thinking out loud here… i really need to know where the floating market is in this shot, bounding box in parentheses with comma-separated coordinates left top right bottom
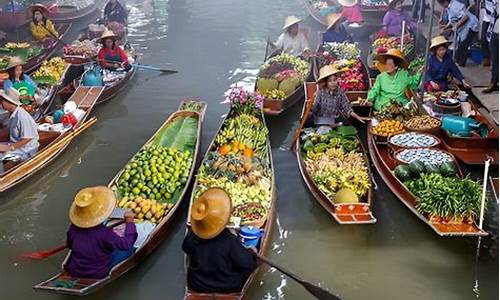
(0, 0, 498, 299)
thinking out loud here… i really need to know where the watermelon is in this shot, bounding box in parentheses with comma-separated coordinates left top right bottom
(409, 160, 426, 177)
(394, 164, 412, 181)
(439, 161, 458, 177)
(425, 163, 440, 174)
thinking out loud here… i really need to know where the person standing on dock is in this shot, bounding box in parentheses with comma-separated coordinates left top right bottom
(480, 0, 496, 66)
(272, 16, 311, 57)
(438, 0, 479, 66)
(183, 188, 258, 294)
(483, 0, 499, 93)
(383, 0, 417, 37)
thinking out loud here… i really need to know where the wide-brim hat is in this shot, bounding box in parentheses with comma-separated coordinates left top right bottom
(99, 29, 118, 42)
(388, 0, 404, 9)
(5, 56, 25, 70)
(338, 0, 357, 7)
(316, 64, 343, 83)
(69, 186, 116, 228)
(429, 35, 451, 50)
(28, 4, 49, 17)
(283, 16, 302, 30)
(0, 88, 21, 106)
(326, 13, 343, 30)
(191, 188, 232, 240)
(375, 48, 408, 72)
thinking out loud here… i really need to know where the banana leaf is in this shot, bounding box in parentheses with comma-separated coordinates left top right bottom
(153, 116, 198, 153)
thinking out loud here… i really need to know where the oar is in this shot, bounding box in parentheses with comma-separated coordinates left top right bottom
(289, 83, 315, 151)
(39, 23, 71, 48)
(256, 254, 343, 300)
(21, 220, 125, 260)
(97, 59, 178, 74)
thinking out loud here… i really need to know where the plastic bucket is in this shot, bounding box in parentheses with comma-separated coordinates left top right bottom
(239, 226, 263, 248)
(470, 47, 483, 64)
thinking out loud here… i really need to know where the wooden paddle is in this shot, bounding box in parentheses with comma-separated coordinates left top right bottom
(256, 254, 343, 300)
(289, 83, 315, 151)
(97, 59, 178, 74)
(21, 220, 125, 260)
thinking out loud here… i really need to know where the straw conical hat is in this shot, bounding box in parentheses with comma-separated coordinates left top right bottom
(0, 88, 21, 106)
(375, 48, 408, 72)
(69, 186, 116, 228)
(28, 3, 49, 17)
(316, 64, 343, 83)
(99, 29, 118, 42)
(190, 188, 232, 240)
(283, 16, 302, 30)
(4, 56, 25, 70)
(429, 35, 451, 50)
(338, 0, 357, 7)
(326, 13, 343, 30)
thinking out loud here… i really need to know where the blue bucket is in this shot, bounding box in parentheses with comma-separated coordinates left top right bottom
(470, 47, 483, 65)
(239, 226, 263, 248)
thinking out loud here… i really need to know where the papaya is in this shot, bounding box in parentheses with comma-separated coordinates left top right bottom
(278, 76, 300, 96)
(256, 78, 279, 93)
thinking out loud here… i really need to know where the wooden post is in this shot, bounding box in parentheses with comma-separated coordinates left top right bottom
(479, 157, 491, 230)
(400, 20, 406, 51)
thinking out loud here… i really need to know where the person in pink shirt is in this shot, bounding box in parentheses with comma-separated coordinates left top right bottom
(339, 0, 364, 24)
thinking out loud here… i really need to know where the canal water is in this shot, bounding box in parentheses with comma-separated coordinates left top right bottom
(0, 0, 498, 299)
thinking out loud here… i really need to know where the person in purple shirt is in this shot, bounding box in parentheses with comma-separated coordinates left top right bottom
(66, 186, 137, 279)
(424, 35, 470, 91)
(383, 0, 417, 37)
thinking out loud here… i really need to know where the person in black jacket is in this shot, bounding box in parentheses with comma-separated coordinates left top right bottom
(183, 188, 258, 294)
(103, 0, 127, 24)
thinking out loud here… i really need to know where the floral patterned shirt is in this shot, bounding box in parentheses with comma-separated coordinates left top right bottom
(312, 87, 353, 125)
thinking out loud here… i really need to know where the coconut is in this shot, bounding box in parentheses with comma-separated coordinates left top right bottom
(333, 188, 359, 203)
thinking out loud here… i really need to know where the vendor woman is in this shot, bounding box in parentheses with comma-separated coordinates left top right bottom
(29, 4, 59, 43)
(0, 89, 39, 161)
(339, 0, 364, 24)
(97, 30, 131, 71)
(424, 35, 470, 91)
(382, 0, 417, 36)
(2, 56, 37, 94)
(183, 188, 258, 294)
(367, 49, 422, 111)
(66, 186, 137, 279)
(309, 65, 368, 128)
(272, 16, 311, 57)
(322, 14, 351, 43)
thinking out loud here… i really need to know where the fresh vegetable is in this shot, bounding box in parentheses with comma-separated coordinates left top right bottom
(374, 102, 419, 121)
(439, 161, 458, 177)
(408, 55, 425, 75)
(396, 148, 454, 165)
(408, 160, 426, 177)
(371, 120, 405, 137)
(322, 42, 361, 60)
(405, 173, 484, 224)
(394, 164, 412, 181)
(372, 34, 413, 56)
(63, 39, 100, 58)
(404, 115, 441, 131)
(389, 132, 440, 148)
(262, 89, 286, 101)
(180, 100, 203, 112)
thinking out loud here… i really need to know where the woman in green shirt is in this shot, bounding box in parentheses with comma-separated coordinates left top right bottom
(367, 49, 422, 111)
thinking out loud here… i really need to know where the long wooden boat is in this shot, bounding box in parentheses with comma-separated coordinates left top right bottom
(23, 24, 72, 74)
(49, 3, 98, 23)
(0, 86, 102, 192)
(33, 100, 207, 296)
(184, 106, 277, 300)
(366, 122, 488, 236)
(295, 82, 376, 224)
(302, 0, 328, 26)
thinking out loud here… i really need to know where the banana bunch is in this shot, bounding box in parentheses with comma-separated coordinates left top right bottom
(262, 89, 285, 101)
(5, 42, 30, 49)
(216, 114, 268, 155)
(118, 196, 173, 223)
(313, 168, 371, 198)
(33, 57, 67, 84)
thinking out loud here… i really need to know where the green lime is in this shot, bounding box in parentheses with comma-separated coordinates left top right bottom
(144, 169, 152, 177)
(132, 187, 140, 195)
(164, 192, 172, 199)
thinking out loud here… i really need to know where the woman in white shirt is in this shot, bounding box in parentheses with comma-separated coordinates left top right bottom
(272, 16, 311, 57)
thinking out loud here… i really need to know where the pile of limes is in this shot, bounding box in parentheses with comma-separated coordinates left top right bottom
(117, 145, 193, 202)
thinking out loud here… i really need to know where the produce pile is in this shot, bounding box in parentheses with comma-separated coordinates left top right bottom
(395, 148, 453, 165)
(180, 100, 204, 112)
(404, 115, 441, 131)
(372, 34, 414, 56)
(114, 114, 198, 223)
(0, 42, 43, 62)
(389, 132, 440, 148)
(195, 88, 272, 225)
(361, 0, 388, 6)
(373, 102, 418, 122)
(301, 126, 371, 201)
(322, 42, 361, 61)
(408, 55, 425, 75)
(393, 159, 482, 224)
(256, 54, 310, 101)
(32, 57, 67, 85)
(371, 120, 405, 137)
(63, 39, 100, 58)
(331, 59, 367, 91)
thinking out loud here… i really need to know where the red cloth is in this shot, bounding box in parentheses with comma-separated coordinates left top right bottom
(342, 5, 364, 23)
(97, 46, 129, 68)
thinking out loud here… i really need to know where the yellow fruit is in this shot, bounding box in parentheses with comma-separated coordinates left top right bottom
(142, 205, 150, 214)
(145, 211, 152, 219)
(134, 206, 141, 213)
(129, 202, 137, 209)
(154, 211, 163, 219)
(137, 213, 144, 219)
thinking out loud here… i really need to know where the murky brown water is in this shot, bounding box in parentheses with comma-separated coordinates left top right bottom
(0, 0, 498, 299)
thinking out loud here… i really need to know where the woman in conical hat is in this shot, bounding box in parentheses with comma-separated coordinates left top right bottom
(308, 65, 368, 132)
(272, 16, 311, 57)
(338, 0, 364, 24)
(29, 4, 59, 43)
(97, 29, 131, 71)
(367, 49, 423, 111)
(424, 35, 469, 91)
(2, 56, 38, 97)
(322, 13, 351, 43)
(65, 186, 138, 279)
(183, 188, 258, 293)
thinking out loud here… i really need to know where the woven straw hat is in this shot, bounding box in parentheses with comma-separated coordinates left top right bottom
(283, 16, 301, 30)
(316, 64, 343, 83)
(99, 29, 118, 42)
(28, 4, 49, 17)
(5, 56, 25, 70)
(375, 48, 408, 72)
(190, 188, 232, 240)
(338, 0, 357, 7)
(0, 88, 21, 106)
(69, 186, 116, 228)
(429, 35, 451, 50)
(326, 13, 343, 30)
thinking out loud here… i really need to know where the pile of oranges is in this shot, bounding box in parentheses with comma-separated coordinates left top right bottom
(371, 120, 405, 137)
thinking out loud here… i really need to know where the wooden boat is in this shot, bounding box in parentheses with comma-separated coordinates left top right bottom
(184, 106, 277, 299)
(295, 82, 376, 224)
(0, 9, 28, 31)
(49, 3, 98, 23)
(366, 122, 488, 236)
(23, 24, 72, 74)
(302, 0, 328, 26)
(0, 86, 102, 192)
(33, 100, 207, 296)
(490, 177, 499, 203)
